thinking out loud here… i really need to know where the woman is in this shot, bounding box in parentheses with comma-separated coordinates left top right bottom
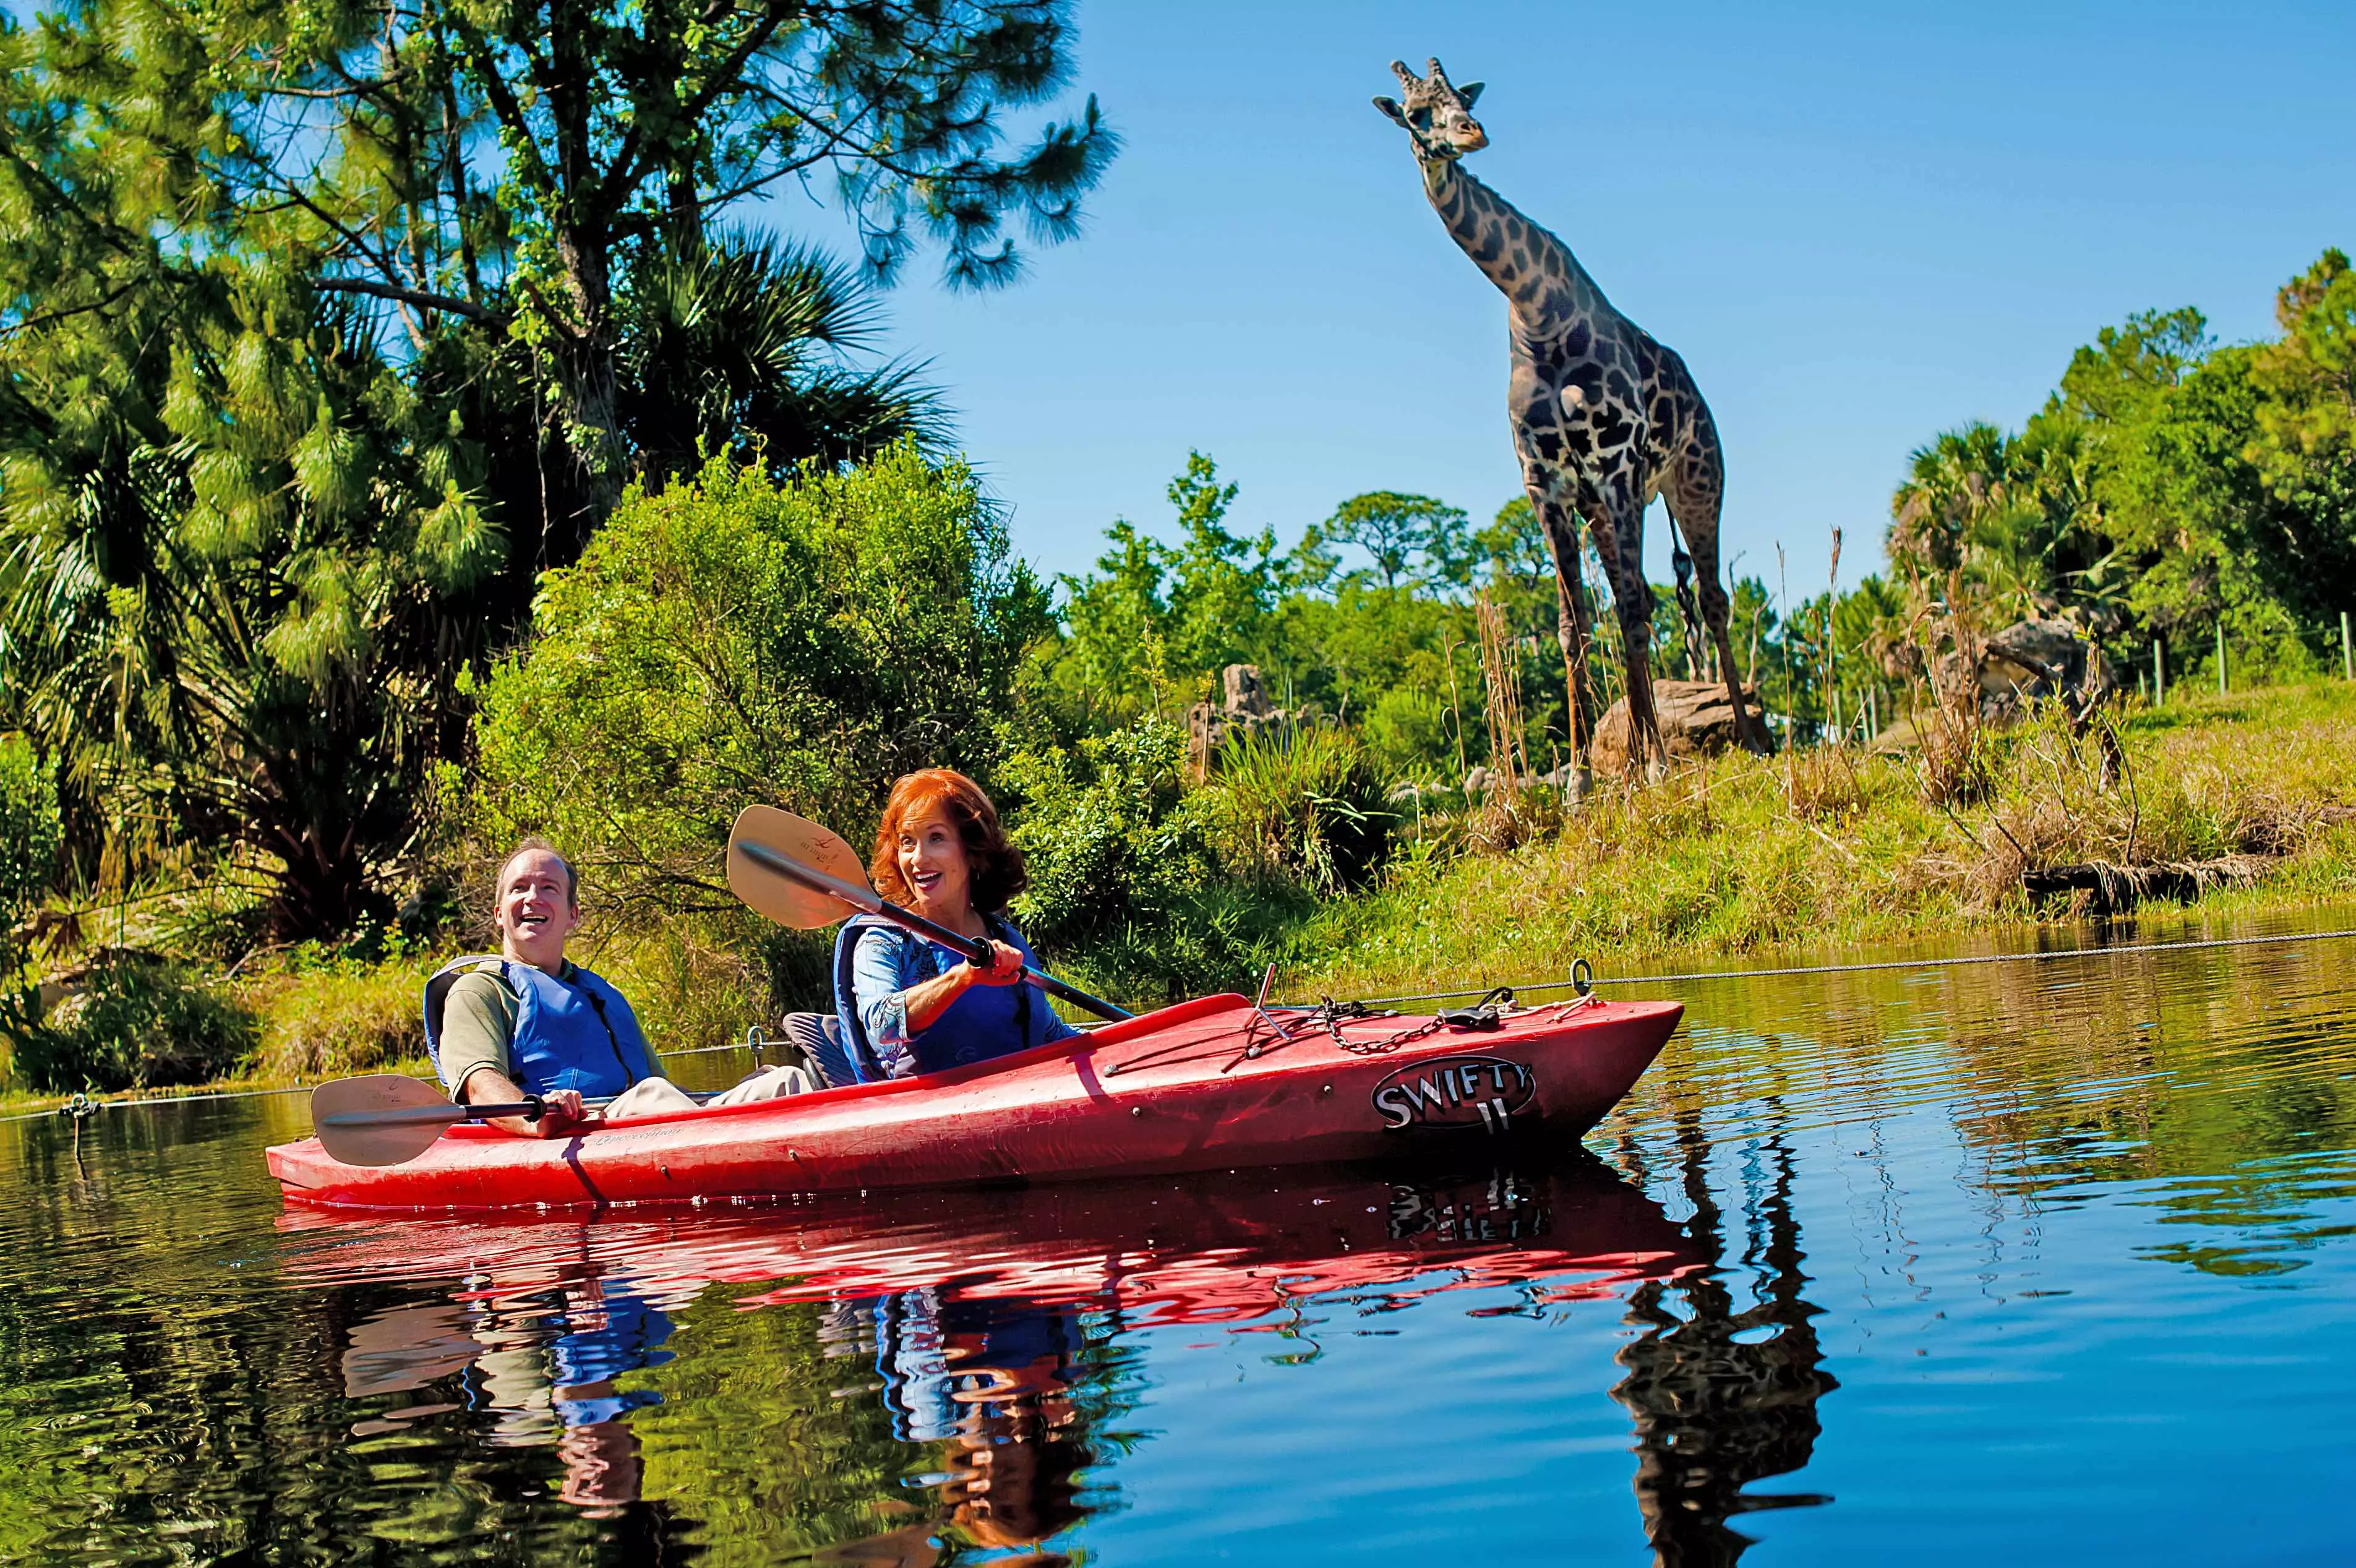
(834, 769, 1080, 1080)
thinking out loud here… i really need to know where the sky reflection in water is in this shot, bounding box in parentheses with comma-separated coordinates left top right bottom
(1, 906, 2352, 1564)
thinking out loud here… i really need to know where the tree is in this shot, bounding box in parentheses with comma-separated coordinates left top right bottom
(1047, 452, 1290, 720)
(1318, 491, 1471, 593)
(469, 444, 1051, 925)
(1, 0, 1116, 528)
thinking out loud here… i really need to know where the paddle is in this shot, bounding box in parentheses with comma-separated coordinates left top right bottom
(309, 1073, 552, 1168)
(726, 804, 1133, 1023)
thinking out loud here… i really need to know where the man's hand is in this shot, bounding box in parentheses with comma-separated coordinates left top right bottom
(462, 1067, 604, 1137)
(534, 1087, 602, 1136)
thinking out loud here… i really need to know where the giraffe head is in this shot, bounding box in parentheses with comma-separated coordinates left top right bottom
(1373, 58, 1488, 162)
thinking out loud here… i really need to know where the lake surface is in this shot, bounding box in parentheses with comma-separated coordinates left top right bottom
(4, 905, 2354, 1566)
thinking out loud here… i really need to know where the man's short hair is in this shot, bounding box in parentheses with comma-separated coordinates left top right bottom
(497, 836, 580, 908)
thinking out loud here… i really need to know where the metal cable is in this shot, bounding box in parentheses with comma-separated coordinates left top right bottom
(1279, 924, 2356, 1009)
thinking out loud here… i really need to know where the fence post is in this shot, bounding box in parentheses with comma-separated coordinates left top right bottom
(2216, 623, 2227, 696)
(2153, 640, 2165, 706)
(2343, 610, 2352, 681)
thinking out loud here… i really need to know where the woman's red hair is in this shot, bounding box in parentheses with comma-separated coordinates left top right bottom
(870, 769, 1029, 914)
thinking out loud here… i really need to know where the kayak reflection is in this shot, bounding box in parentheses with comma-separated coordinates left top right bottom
(286, 1157, 1706, 1554)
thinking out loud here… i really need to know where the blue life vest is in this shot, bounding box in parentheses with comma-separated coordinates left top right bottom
(831, 915, 1039, 1081)
(422, 956, 655, 1099)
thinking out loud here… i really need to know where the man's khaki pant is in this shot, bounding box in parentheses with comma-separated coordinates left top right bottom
(603, 1063, 816, 1119)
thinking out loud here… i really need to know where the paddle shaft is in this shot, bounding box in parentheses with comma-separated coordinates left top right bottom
(319, 1097, 545, 1132)
(732, 838, 1132, 1022)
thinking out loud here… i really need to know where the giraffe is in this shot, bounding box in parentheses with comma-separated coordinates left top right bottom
(1373, 58, 1771, 775)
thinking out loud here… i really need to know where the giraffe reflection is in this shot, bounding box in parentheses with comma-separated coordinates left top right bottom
(1614, 1108, 1838, 1566)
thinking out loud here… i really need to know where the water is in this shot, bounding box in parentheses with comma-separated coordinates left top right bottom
(4, 906, 2354, 1565)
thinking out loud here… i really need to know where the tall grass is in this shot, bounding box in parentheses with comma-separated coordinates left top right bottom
(1282, 681, 2356, 998)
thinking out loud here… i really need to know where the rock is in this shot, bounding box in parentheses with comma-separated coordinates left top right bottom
(1222, 662, 1277, 719)
(1462, 765, 1493, 804)
(1981, 619, 2086, 700)
(1593, 679, 1763, 774)
(1191, 664, 1313, 777)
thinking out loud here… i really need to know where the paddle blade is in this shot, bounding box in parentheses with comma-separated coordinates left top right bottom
(727, 805, 875, 928)
(309, 1073, 466, 1168)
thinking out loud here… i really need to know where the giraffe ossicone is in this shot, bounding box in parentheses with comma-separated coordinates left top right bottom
(1372, 56, 1772, 776)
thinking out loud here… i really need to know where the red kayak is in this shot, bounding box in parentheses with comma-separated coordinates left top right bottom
(268, 991, 1681, 1210)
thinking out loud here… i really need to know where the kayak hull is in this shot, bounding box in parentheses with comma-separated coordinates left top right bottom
(268, 993, 1681, 1210)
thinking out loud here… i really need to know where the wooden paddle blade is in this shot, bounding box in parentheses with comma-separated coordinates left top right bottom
(309, 1072, 447, 1126)
(727, 805, 875, 928)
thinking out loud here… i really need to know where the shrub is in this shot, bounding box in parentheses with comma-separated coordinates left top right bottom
(1004, 719, 1301, 1003)
(0, 735, 63, 1053)
(468, 444, 1052, 927)
(1198, 726, 1394, 893)
(14, 958, 258, 1092)
(247, 967, 427, 1080)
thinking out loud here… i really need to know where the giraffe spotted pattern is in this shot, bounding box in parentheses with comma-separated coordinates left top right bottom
(1376, 57, 1771, 774)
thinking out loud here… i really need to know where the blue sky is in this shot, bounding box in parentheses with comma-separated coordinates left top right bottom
(769, 0, 2352, 598)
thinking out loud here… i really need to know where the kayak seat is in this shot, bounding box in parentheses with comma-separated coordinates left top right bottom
(778, 1011, 860, 1090)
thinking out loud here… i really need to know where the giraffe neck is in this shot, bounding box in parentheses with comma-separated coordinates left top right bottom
(1421, 158, 1601, 335)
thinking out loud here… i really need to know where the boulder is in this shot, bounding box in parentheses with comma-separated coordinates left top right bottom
(1593, 679, 1763, 774)
(1981, 619, 2086, 700)
(1931, 619, 2114, 722)
(1189, 663, 1316, 777)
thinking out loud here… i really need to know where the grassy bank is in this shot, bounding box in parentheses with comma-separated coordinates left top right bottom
(1278, 680, 2356, 998)
(7, 681, 2353, 1115)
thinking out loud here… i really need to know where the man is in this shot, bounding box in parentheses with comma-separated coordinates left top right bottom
(426, 838, 808, 1134)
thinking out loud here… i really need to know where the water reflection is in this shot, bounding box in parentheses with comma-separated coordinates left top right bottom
(6, 908, 2352, 1562)
(1614, 1111, 1836, 1566)
(286, 1157, 1698, 1558)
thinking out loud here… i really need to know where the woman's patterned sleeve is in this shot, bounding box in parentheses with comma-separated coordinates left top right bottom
(851, 927, 921, 1079)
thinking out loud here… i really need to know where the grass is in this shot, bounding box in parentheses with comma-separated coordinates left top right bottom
(1275, 680, 2356, 999)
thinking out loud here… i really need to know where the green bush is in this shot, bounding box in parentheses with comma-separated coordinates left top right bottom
(0, 736, 63, 1063)
(468, 444, 1052, 927)
(1361, 685, 1458, 779)
(15, 958, 258, 1092)
(1198, 726, 1394, 894)
(247, 966, 426, 1080)
(1004, 719, 1303, 1004)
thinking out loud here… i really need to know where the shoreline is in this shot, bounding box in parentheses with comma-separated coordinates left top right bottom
(8, 884, 2352, 1122)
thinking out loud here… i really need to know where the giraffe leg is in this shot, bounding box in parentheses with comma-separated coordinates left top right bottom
(1522, 465, 1597, 771)
(1665, 439, 1774, 755)
(1585, 488, 1663, 781)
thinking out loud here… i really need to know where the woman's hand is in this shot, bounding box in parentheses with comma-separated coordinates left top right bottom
(965, 939, 1026, 988)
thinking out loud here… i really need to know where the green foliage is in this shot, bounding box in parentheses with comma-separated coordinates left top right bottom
(0, 0, 1108, 944)
(1197, 727, 1394, 894)
(1048, 452, 1298, 722)
(0, 0, 1112, 515)
(13, 958, 257, 1092)
(1314, 491, 1471, 593)
(1003, 718, 1293, 1003)
(471, 445, 1050, 926)
(1882, 255, 2356, 682)
(0, 735, 62, 1047)
(247, 966, 428, 1081)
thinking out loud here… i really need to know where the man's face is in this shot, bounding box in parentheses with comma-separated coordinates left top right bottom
(495, 850, 578, 968)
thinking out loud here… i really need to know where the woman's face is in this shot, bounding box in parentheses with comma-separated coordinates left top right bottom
(896, 807, 972, 919)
